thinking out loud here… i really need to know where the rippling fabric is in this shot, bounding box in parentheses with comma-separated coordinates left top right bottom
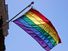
(13, 8, 61, 51)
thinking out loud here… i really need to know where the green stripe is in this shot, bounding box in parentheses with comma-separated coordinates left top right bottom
(21, 15, 57, 46)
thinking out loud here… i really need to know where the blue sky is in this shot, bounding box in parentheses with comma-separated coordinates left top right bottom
(5, 0, 68, 51)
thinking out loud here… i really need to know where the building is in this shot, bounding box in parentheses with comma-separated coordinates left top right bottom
(0, 0, 9, 36)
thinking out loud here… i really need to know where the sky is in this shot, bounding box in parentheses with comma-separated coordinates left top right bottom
(5, 0, 68, 51)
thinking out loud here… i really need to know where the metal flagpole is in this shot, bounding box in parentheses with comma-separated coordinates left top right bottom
(1, 2, 34, 29)
(8, 2, 34, 23)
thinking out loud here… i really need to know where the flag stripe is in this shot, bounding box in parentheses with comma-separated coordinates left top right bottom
(17, 16, 56, 48)
(13, 20, 51, 51)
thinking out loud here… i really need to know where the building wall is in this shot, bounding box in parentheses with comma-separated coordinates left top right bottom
(0, 0, 9, 36)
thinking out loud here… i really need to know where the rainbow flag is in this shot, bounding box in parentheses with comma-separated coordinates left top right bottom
(13, 8, 61, 51)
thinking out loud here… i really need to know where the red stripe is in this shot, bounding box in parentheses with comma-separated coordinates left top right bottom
(29, 8, 61, 43)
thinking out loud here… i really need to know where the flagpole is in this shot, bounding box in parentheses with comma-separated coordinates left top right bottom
(8, 2, 34, 23)
(1, 2, 34, 29)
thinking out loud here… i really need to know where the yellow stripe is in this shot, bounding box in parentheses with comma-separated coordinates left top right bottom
(25, 11, 59, 44)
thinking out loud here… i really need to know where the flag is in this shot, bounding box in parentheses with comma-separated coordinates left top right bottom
(13, 8, 61, 51)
